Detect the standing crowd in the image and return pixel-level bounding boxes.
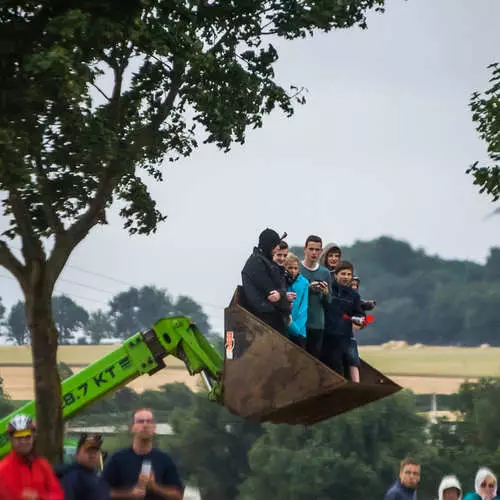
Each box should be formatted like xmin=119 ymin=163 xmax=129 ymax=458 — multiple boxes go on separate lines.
xmin=0 ymin=409 xmax=183 ymax=500
xmin=242 ymin=228 xmax=375 ymax=381
xmin=386 ymin=456 xmax=500 ymax=500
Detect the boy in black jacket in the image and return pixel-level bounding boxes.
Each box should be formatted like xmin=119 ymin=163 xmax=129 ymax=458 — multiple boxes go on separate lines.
xmin=241 ymin=228 xmax=290 ymax=335
xmin=322 ymin=261 xmax=364 ymax=381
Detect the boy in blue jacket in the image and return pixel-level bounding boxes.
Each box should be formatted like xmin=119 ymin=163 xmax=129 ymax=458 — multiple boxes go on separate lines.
xmin=284 ymin=252 xmax=309 ymax=349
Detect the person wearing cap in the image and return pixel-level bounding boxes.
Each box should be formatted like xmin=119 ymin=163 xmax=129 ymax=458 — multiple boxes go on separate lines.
xmin=241 ymin=228 xmax=291 ymax=334
xmin=438 ymin=475 xmax=463 ymax=500
xmin=59 ymin=433 xmax=110 ymax=500
xmin=0 ymin=414 xmax=64 ymax=500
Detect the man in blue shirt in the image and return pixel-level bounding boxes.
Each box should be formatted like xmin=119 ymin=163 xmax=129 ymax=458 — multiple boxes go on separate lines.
xmin=385 ymin=457 xmax=420 ymax=500
xmin=102 ymin=408 xmax=183 ymax=500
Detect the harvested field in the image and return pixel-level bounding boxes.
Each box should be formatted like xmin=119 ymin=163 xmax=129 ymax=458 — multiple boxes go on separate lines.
xmin=0 ymin=365 xmax=200 ymax=401
xmin=0 ymin=344 xmax=497 ymax=400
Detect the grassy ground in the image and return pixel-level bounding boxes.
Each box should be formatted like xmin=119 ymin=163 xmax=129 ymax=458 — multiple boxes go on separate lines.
xmin=360 ymin=345 xmax=500 ymax=378
xmin=0 ymin=344 xmax=497 ymax=399
xmin=0 ymin=344 xmax=497 ymax=377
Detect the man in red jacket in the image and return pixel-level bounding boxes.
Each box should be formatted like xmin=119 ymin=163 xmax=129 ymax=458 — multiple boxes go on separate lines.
xmin=0 ymin=414 xmax=64 ymax=500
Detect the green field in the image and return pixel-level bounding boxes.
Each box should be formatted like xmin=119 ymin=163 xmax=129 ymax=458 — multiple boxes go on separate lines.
xmin=360 ymin=345 xmax=500 ymax=378
xmin=0 ymin=344 xmax=499 ymax=378
xmin=0 ymin=345 xmax=186 ymax=368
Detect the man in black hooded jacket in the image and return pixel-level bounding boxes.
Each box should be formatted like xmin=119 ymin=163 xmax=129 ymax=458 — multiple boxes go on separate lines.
xmin=241 ymin=228 xmax=290 ymax=334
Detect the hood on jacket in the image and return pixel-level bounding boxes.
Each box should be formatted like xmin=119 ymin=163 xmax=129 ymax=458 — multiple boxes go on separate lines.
xmin=258 ymin=228 xmax=282 ymax=260
xmin=319 ymin=243 xmax=342 ymax=270
xmin=438 ymin=475 xmax=462 ymax=500
xmin=475 ymin=467 xmax=497 ymax=498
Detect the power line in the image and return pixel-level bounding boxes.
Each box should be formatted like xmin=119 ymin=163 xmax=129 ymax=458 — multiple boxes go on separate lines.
xmin=0 ymin=243 xmax=226 ymax=311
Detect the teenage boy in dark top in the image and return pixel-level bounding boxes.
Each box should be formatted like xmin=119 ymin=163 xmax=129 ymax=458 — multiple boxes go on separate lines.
xmin=241 ymin=228 xmax=290 ymax=335
xmin=323 ymin=261 xmax=364 ymax=380
xmin=102 ymin=408 xmax=183 ymax=500
xmin=299 ymin=235 xmax=332 ymax=358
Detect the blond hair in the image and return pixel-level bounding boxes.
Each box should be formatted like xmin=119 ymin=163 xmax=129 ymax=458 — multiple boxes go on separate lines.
xmin=285 ymin=252 xmax=300 ymax=265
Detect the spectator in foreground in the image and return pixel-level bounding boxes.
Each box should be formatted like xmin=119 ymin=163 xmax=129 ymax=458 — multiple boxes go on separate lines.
xmin=0 ymin=414 xmax=64 ymax=500
xmin=284 ymin=252 xmax=309 ymax=349
xmin=102 ymin=408 xmax=183 ymax=500
xmin=464 ymin=468 xmax=499 ymax=500
xmin=241 ymin=228 xmax=290 ymax=334
xmin=59 ymin=433 xmax=109 ymax=500
xmin=438 ymin=475 xmax=462 ymax=500
xmin=384 ymin=457 xmax=420 ymax=500
xmin=300 ymin=235 xmax=331 ymax=358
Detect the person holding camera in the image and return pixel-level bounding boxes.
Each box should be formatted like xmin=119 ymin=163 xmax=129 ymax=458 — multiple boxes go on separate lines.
xmin=323 ymin=261 xmax=364 ymax=381
xmin=299 ymin=235 xmax=332 ymax=359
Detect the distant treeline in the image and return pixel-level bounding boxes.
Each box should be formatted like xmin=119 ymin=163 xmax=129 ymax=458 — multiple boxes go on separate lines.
xmin=1 ymin=236 xmax=499 ymax=346
xmin=290 ymin=236 xmax=500 ymax=346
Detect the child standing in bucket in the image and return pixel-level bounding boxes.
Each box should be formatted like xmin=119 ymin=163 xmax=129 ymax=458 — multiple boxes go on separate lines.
xmin=284 ymin=253 xmax=309 ymax=349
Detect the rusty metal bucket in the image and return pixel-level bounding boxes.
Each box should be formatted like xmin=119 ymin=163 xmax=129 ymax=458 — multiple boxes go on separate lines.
xmin=223 ymin=288 xmax=401 ymax=425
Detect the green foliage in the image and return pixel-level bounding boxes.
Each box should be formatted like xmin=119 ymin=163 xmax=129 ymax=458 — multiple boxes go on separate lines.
xmin=52 ymin=295 xmax=89 ymax=344
xmin=109 ymin=285 xmax=176 ymax=338
xmin=0 ymin=297 xmax=4 ymax=321
xmin=0 ymin=0 xmax=386 ymax=240
xmin=5 ymin=300 xmax=29 ymax=345
xmin=85 ymin=309 xmax=114 ymax=344
xmin=468 ymin=62 xmax=500 ymax=202
xmin=108 ymin=285 xmax=212 ymax=338
xmin=292 ymin=236 xmax=500 ymax=346
xmin=0 ymin=377 xmax=14 ymax=416
xmin=57 ymin=361 xmax=74 ymax=381
xmin=239 ymin=392 xmax=426 ymax=500
xmin=169 ymin=393 xmax=263 ymax=500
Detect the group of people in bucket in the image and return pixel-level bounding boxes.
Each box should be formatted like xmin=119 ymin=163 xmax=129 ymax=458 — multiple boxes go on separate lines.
xmin=386 ymin=456 xmax=499 ymax=500
xmin=241 ymin=228 xmax=375 ymax=381
xmin=0 ymin=409 xmax=183 ymax=499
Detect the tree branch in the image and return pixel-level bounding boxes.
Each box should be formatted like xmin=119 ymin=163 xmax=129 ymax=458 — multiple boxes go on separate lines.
xmin=90 ymin=82 xmax=111 ymax=102
xmin=34 ymin=158 xmax=65 ymax=236
xmin=0 ymin=240 xmax=26 ymax=288
xmin=8 ymin=192 xmax=44 ymax=264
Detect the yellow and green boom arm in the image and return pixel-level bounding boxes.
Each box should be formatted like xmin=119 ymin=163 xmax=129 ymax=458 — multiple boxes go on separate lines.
xmin=0 ymin=316 xmax=223 ymax=458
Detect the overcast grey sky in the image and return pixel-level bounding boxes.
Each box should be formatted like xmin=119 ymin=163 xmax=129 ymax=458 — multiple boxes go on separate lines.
xmin=1 ymin=0 xmax=500 ymax=335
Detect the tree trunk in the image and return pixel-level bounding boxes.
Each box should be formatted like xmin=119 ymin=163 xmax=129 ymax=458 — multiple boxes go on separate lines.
xmin=25 ymin=276 xmax=63 ymax=464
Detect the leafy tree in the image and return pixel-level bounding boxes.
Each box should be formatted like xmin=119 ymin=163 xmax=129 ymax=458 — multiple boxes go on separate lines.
xmin=5 ymin=301 xmax=29 ymax=345
xmin=174 ymin=295 xmax=211 ymax=334
xmin=0 ymin=0 xmax=386 ymax=461
xmin=52 ymin=295 xmax=89 ymax=344
xmin=468 ymin=62 xmax=500 ymax=201
xmin=169 ymin=394 xmax=263 ymax=500
xmin=239 ymin=392 xmax=427 ymax=500
xmin=485 ymin=247 xmax=500 ymax=281
xmin=0 ymin=377 xmax=14 ymax=417
xmin=85 ymin=309 xmax=114 ymax=344
xmin=0 ymin=297 xmax=4 ymax=323
xmin=109 ymin=286 xmax=175 ymax=338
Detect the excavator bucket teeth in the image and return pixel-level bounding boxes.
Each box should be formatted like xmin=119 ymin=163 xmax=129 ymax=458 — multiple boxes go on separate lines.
xmin=222 ymin=288 xmax=401 ymax=425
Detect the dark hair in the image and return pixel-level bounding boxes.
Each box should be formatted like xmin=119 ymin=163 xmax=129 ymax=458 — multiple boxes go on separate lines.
xmin=305 ymin=235 xmax=322 ymax=247
xmin=278 ymin=240 xmax=288 ymax=250
xmin=400 ymin=457 xmax=420 ymax=471
xmin=335 ymin=260 xmax=354 ymax=273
